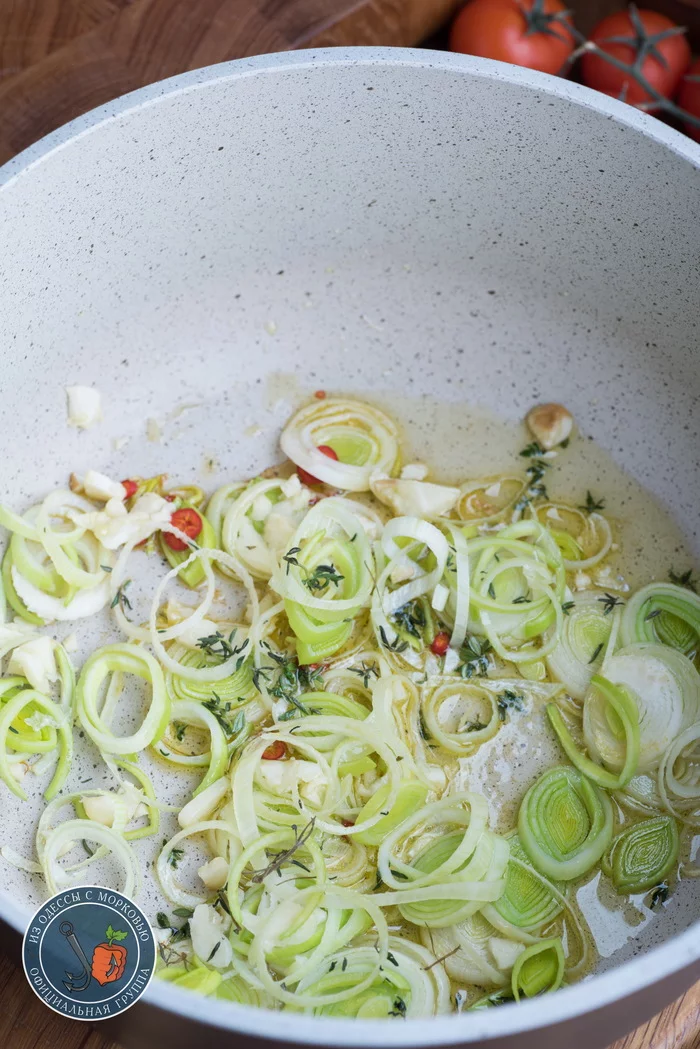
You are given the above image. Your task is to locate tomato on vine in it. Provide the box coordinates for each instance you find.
[581,7,690,106]
[449,0,575,76]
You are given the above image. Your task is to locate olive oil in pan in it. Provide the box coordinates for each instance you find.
[265,377,699,984]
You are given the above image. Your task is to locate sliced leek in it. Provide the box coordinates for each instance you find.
[0,394,696,1019]
[620,583,700,658]
[602,816,679,893]
[280,398,400,491]
[518,766,613,880]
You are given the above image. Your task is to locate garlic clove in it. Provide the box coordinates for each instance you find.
[526,403,574,451]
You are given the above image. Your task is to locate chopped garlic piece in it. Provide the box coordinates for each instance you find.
[390,563,416,585]
[431,583,449,612]
[280,474,303,498]
[81,784,147,827]
[198,856,229,890]
[251,494,274,521]
[175,616,221,649]
[370,476,460,519]
[443,647,460,674]
[255,758,328,807]
[574,570,592,591]
[66,386,102,429]
[526,403,574,451]
[8,637,57,693]
[400,463,429,481]
[189,904,233,968]
[73,492,172,550]
[594,565,630,593]
[82,470,126,502]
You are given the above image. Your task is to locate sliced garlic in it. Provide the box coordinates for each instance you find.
[198,856,230,891]
[7,637,58,694]
[66,386,102,429]
[189,904,233,968]
[526,403,574,450]
[400,463,429,481]
[431,583,449,612]
[70,470,126,502]
[370,476,460,519]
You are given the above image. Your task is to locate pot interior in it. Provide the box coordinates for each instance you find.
[0,46,699,1032]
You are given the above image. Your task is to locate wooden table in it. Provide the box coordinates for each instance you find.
[0,0,699,1047]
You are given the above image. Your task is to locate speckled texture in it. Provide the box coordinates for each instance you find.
[0,47,699,1047]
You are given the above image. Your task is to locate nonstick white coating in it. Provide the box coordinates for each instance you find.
[0,46,699,1047]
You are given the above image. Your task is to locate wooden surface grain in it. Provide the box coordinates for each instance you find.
[0,0,699,1047]
[0,0,461,162]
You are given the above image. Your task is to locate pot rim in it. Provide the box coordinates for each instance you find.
[1,44,699,1043]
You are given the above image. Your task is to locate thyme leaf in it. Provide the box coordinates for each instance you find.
[598,593,624,616]
[496,689,525,721]
[669,568,698,593]
[579,491,605,513]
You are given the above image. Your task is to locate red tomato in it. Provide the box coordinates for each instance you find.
[297,445,338,487]
[262,740,287,760]
[163,507,203,552]
[121,479,138,499]
[430,632,451,656]
[449,0,575,76]
[678,58,700,143]
[582,9,690,105]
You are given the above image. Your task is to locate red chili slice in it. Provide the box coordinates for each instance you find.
[297,445,338,487]
[163,507,203,552]
[262,740,287,761]
[430,631,451,656]
[121,479,138,499]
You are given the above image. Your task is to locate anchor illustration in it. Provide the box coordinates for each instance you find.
[59,921,93,992]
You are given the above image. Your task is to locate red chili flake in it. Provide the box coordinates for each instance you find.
[164,493,176,503]
[314,390,327,400]
[262,740,287,761]
[340,819,355,828]
[298,445,338,487]
[430,632,451,657]
[121,479,138,499]
[163,507,203,552]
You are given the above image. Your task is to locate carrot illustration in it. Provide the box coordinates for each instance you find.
[91,924,128,985]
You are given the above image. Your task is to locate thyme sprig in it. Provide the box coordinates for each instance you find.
[458,634,492,679]
[598,593,624,616]
[579,491,605,513]
[250,819,316,883]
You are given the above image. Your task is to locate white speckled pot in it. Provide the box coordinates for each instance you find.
[0,47,699,1049]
